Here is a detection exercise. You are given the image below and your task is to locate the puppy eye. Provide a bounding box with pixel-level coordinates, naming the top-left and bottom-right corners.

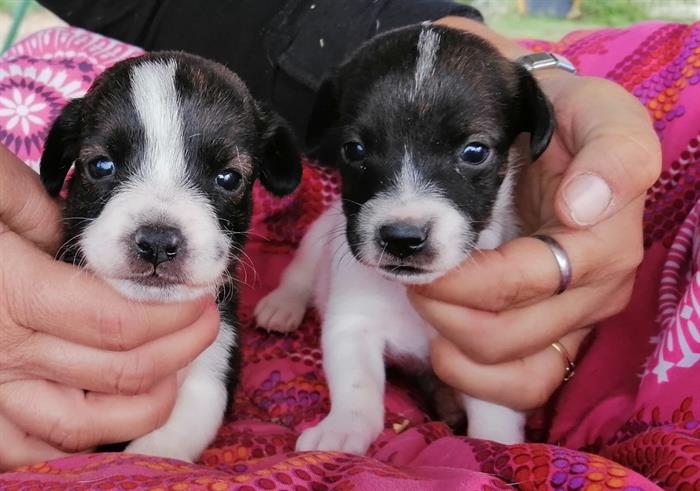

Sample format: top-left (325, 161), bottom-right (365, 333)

top-left (460, 143), bottom-right (490, 165)
top-left (216, 170), bottom-right (243, 193)
top-left (86, 157), bottom-right (116, 181)
top-left (341, 141), bottom-right (366, 163)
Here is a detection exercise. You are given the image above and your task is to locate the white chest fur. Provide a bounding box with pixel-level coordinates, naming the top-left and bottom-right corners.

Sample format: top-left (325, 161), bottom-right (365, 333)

top-left (314, 210), bottom-right (433, 366)
top-left (255, 196), bottom-right (525, 454)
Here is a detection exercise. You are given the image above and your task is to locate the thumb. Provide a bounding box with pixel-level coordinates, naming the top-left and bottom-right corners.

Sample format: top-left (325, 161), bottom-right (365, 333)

top-left (0, 145), bottom-right (63, 253)
top-left (552, 85), bottom-right (661, 228)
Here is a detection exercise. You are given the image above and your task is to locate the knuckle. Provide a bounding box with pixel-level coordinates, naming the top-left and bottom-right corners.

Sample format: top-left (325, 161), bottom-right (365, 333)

top-left (491, 280), bottom-right (520, 312)
top-left (470, 344), bottom-right (509, 365)
top-left (0, 330), bottom-right (35, 373)
top-left (605, 278), bottom-right (636, 318)
top-left (45, 416), bottom-right (90, 452)
top-left (513, 369), bottom-right (559, 411)
top-left (109, 351), bottom-right (156, 395)
top-left (519, 380), bottom-right (555, 410)
top-left (621, 132), bottom-right (662, 185)
top-left (96, 309), bottom-right (132, 351)
top-left (430, 342), bottom-right (458, 386)
top-left (461, 327), bottom-right (510, 365)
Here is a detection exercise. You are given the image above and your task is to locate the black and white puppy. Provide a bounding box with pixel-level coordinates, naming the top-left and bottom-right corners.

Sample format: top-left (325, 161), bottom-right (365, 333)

top-left (255, 24), bottom-right (554, 452)
top-left (40, 52), bottom-right (301, 461)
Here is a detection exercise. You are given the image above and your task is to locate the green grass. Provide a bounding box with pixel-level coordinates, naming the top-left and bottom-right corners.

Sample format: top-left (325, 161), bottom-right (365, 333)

top-left (459, 0), bottom-right (697, 40)
top-left (486, 13), bottom-right (608, 40)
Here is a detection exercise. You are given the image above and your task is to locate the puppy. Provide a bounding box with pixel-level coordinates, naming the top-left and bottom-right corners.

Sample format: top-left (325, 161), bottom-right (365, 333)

top-left (255, 24), bottom-right (554, 453)
top-left (40, 52), bottom-right (301, 461)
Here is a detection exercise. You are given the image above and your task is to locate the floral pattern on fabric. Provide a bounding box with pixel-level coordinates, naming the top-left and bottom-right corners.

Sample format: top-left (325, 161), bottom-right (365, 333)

top-left (2, 22), bottom-right (700, 489)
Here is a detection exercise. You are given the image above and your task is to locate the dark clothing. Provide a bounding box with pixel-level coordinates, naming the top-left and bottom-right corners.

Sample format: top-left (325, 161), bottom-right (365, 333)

top-left (38, 0), bottom-right (481, 141)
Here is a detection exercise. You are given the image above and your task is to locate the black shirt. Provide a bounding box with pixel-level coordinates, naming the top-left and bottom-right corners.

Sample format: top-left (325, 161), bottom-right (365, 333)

top-left (38, 0), bottom-right (482, 141)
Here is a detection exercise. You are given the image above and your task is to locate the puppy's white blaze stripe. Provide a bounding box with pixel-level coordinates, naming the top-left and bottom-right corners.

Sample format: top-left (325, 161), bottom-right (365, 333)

top-left (413, 28), bottom-right (440, 99)
top-left (397, 148), bottom-right (432, 197)
top-left (130, 60), bottom-right (187, 187)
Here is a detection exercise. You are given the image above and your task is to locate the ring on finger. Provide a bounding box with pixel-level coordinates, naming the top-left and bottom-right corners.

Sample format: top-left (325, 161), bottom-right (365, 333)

top-left (533, 234), bottom-right (572, 295)
top-left (551, 340), bottom-right (576, 382)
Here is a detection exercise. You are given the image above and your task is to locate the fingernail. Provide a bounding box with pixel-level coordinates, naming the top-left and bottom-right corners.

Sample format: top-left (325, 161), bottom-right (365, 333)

top-left (563, 174), bottom-right (612, 225)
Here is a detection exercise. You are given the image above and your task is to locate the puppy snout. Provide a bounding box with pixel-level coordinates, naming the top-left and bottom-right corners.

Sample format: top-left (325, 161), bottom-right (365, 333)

top-left (134, 225), bottom-right (184, 266)
top-left (378, 223), bottom-right (428, 259)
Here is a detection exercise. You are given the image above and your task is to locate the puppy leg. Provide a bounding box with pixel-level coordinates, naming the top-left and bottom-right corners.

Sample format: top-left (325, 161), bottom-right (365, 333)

top-left (255, 207), bottom-right (337, 333)
top-left (125, 323), bottom-right (234, 462)
top-left (296, 322), bottom-right (385, 454)
top-left (461, 394), bottom-right (525, 444)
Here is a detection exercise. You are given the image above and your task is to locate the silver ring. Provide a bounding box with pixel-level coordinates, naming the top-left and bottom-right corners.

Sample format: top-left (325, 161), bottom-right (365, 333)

top-left (533, 234), bottom-right (572, 295)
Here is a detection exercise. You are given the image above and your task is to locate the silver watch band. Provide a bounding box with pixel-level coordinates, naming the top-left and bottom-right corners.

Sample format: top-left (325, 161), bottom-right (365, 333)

top-left (516, 52), bottom-right (577, 74)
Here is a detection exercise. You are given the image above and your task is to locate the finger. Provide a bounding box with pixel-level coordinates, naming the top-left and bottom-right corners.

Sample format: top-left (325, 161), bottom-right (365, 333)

top-left (411, 235), bottom-right (567, 312)
top-left (3, 232), bottom-right (213, 351)
top-left (15, 301), bottom-right (219, 394)
top-left (410, 199), bottom-right (643, 312)
top-left (0, 376), bottom-right (179, 452)
top-left (412, 274), bottom-right (633, 365)
top-left (431, 328), bottom-right (591, 411)
top-left (552, 79), bottom-right (661, 228)
top-left (0, 146), bottom-right (63, 253)
top-left (0, 411), bottom-right (72, 471)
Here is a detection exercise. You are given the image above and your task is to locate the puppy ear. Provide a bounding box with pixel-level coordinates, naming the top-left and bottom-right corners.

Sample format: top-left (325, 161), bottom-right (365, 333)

top-left (256, 105), bottom-right (302, 196)
top-left (40, 98), bottom-right (83, 196)
top-left (515, 66), bottom-right (555, 161)
top-left (305, 77), bottom-right (341, 160)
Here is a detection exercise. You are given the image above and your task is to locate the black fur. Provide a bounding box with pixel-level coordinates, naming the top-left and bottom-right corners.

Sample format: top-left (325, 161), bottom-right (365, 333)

top-left (39, 51), bottom-right (301, 452)
top-left (306, 25), bottom-right (554, 260)
top-left (303, 25), bottom-right (556, 423)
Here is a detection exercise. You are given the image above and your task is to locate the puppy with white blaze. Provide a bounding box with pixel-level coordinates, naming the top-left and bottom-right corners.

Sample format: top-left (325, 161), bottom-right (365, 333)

top-left (255, 24), bottom-right (555, 453)
top-left (40, 52), bottom-right (301, 461)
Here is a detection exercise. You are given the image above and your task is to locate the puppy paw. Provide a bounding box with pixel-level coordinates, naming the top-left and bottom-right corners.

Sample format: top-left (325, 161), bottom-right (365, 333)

top-left (125, 432), bottom-right (200, 462)
top-left (466, 415), bottom-right (525, 445)
top-left (295, 412), bottom-right (381, 455)
top-left (254, 287), bottom-right (308, 333)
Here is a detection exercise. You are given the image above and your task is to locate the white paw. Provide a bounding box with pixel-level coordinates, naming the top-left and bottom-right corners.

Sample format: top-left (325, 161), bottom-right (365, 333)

top-left (466, 417), bottom-right (525, 444)
top-left (295, 412), bottom-right (382, 455)
top-left (462, 396), bottom-right (525, 445)
top-left (125, 432), bottom-right (200, 462)
top-left (254, 287), bottom-right (308, 333)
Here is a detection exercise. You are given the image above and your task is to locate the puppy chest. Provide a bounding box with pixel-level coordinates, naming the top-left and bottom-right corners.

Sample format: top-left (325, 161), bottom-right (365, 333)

top-left (382, 306), bottom-right (432, 369)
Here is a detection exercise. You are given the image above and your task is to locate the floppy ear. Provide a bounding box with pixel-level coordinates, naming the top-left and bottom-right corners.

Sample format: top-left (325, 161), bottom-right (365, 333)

top-left (40, 98), bottom-right (83, 196)
top-left (256, 105), bottom-right (302, 196)
top-left (305, 77), bottom-right (341, 161)
top-left (515, 66), bottom-right (555, 161)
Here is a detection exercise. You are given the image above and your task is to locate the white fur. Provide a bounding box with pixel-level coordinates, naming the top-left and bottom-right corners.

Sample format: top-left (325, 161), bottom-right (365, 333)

top-left (79, 59), bottom-right (234, 461)
top-left (80, 60), bottom-right (231, 303)
top-left (354, 150), bottom-right (472, 284)
top-left (413, 27), bottom-right (440, 100)
top-left (256, 172), bottom-right (523, 453)
top-left (126, 323), bottom-right (235, 461)
top-left (254, 26), bottom-right (528, 454)
top-left (130, 60), bottom-right (187, 185)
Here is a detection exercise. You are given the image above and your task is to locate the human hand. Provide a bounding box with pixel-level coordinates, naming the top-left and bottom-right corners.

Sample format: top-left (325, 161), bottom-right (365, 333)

top-left (0, 146), bottom-right (220, 469)
top-left (410, 18), bottom-right (661, 411)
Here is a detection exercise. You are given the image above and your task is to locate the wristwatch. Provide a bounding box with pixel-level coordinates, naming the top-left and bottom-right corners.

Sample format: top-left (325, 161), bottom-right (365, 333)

top-left (516, 52), bottom-right (577, 75)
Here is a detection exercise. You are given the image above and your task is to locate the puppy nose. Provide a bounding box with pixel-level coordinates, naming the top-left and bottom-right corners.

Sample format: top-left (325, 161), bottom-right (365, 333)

top-left (378, 223), bottom-right (428, 258)
top-left (134, 225), bottom-right (183, 266)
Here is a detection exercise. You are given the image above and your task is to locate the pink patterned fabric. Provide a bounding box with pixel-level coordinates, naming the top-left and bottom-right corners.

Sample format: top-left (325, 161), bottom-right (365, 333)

top-left (1, 22), bottom-right (700, 490)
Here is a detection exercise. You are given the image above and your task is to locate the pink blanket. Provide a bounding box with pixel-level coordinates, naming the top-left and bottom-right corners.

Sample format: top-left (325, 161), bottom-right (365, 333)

top-left (1, 22), bottom-right (700, 490)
